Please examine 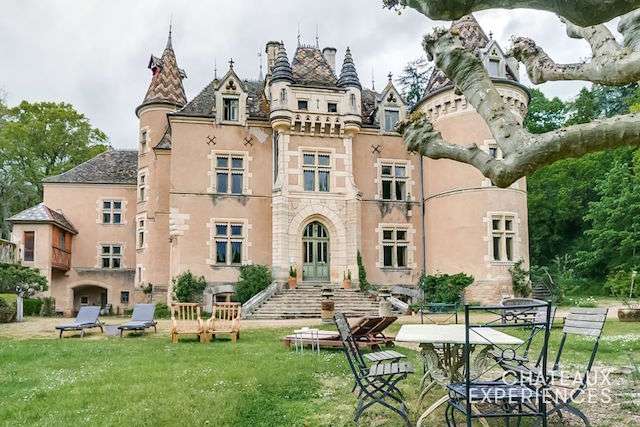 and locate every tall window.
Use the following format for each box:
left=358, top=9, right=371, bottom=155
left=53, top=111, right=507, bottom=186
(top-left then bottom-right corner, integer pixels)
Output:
left=488, top=58, right=501, bottom=77
left=140, top=129, right=148, bottom=151
left=384, top=109, right=400, bottom=132
left=280, top=88, right=287, bottom=104
left=23, top=231, right=35, bottom=262
left=137, top=219, right=145, bottom=249
left=215, top=155, right=244, bottom=194
left=102, top=200, right=123, bottom=224
left=491, top=215, right=515, bottom=261
left=223, top=98, right=239, bottom=121
left=380, top=163, right=408, bottom=201
left=138, top=173, right=147, bottom=202
left=350, top=94, right=357, bottom=111
left=382, top=227, right=408, bottom=268
left=303, top=152, right=330, bottom=192
left=101, top=244, right=122, bottom=269
left=214, top=222, right=244, bottom=265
